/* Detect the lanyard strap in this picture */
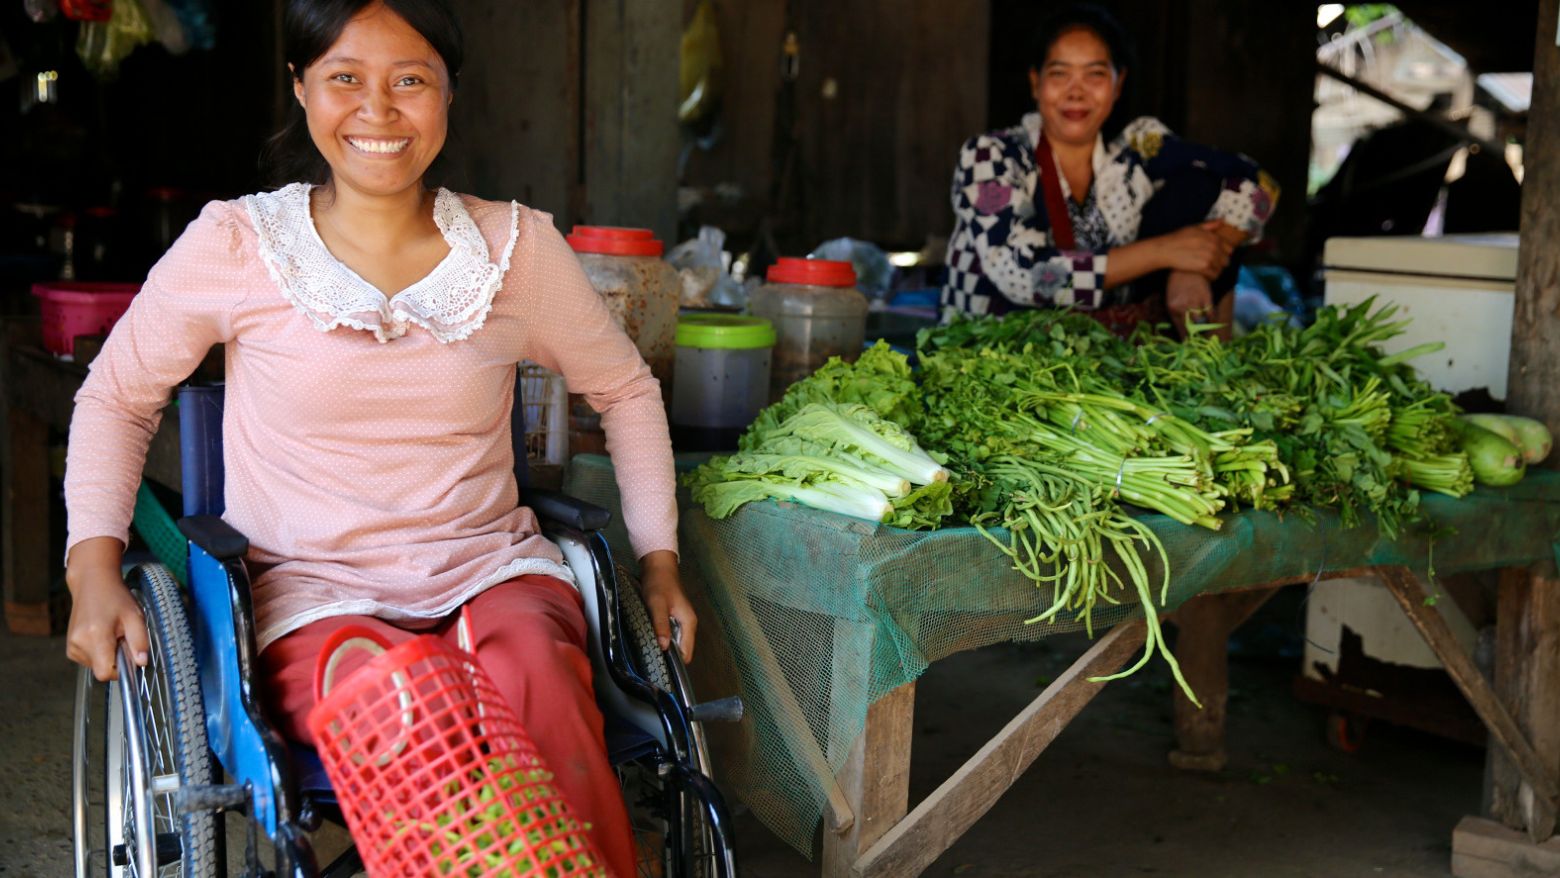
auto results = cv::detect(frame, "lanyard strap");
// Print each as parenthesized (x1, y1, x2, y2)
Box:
(1034, 136, 1076, 251)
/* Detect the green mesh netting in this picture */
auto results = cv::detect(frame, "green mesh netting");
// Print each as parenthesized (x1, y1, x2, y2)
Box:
(564, 455, 1560, 858)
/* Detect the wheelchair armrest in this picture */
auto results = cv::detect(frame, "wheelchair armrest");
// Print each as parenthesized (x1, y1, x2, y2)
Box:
(525, 489, 612, 532)
(177, 515, 250, 560)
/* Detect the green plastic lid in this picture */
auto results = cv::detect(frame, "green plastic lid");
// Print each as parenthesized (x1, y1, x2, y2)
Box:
(676, 313, 776, 350)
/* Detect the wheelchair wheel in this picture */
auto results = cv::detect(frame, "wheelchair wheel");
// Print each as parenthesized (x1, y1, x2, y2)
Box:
(618, 564, 673, 693)
(617, 578, 727, 878)
(73, 565, 219, 877)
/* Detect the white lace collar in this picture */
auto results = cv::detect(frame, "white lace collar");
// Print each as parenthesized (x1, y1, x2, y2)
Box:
(243, 183, 519, 343)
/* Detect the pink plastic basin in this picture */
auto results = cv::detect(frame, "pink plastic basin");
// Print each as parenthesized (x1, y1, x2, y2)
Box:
(31, 281, 141, 357)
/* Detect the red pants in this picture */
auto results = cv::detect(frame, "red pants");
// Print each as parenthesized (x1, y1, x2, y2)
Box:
(259, 575, 635, 877)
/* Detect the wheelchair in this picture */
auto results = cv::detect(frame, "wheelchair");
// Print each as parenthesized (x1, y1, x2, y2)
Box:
(71, 383, 740, 877)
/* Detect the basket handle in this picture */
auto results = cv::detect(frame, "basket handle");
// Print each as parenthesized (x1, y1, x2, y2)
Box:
(312, 626, 418, 768)
(314, 625, 395, 703)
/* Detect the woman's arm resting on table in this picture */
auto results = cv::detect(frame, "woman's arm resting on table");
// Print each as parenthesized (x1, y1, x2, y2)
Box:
(1103, 220, 1237, 287)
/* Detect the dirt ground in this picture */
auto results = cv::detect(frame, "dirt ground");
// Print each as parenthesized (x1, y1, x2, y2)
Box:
(2, 591, 1481, 877)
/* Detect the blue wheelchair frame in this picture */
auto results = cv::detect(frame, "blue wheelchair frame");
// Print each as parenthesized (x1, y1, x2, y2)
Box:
(171, 384, 735, 876)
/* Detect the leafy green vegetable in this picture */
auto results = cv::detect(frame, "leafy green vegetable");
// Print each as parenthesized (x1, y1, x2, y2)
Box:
(744, 341, 923, 443)
(687, 347, 954, 528)
(390, 754, 605, 876)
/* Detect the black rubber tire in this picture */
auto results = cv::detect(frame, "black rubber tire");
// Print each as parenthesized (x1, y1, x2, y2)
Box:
(618, 564, 674, 693)
(614, 567, 723, 878)
(127, 564, 220, 876)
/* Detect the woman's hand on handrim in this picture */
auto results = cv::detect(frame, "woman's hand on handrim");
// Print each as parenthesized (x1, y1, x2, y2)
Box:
(639, 550, 697, 663)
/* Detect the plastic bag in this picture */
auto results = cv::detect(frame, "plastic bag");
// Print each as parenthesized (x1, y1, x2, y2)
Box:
(679, 0, 722, 125)
(77, 0, 154, 78)
(809, 237, 894, 300)
(668, 226, 746, 309)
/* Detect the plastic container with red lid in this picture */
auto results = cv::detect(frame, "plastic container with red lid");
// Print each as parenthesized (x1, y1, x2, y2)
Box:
(565, 226, 681, 454)
(565, 225, 679, 385)
(31, 281, 141, 358)
(749, 258, 868, 401)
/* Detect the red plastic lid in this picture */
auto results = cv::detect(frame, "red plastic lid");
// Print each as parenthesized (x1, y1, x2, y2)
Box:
(766, 257, 857, 287)
(32, 281, 141, 301)
(566, 225, 664, 257)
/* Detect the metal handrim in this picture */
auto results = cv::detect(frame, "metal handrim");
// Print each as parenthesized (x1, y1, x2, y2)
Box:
(117, 649, 159, 877)
(664, 628, 723, 878)
(72, 667, 94, 878)
(77, 642, 188, 878)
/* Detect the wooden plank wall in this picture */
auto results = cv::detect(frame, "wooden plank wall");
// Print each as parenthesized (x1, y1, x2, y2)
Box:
(1180, 0, 1316, 274)
(583, 0, 683, 243)
(445, 1, 1312, 267)
(446, 0, 680, 241)
(790, 1, 991, 249)
(680, 0, 991, 253)
(445, 1, 582, 220)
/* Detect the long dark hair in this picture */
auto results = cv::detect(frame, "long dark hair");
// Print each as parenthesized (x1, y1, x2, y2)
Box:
(1030, 2, 1138, 139)
(262, 0, 465, 187)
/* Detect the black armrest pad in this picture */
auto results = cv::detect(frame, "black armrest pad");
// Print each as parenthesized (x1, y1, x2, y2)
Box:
(177, 515, 250, 561)
(525, 489, 612, 532)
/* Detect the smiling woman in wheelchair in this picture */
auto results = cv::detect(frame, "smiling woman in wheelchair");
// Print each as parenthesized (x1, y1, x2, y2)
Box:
(61, 1, 691, 873)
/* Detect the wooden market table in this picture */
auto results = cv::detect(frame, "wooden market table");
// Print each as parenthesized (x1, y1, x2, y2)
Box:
(564, 454, 1560, 878)
(0, 324, 184, 635)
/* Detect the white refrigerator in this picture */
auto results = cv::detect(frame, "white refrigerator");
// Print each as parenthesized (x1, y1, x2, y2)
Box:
(1322, 233, 1519, 399)
(1296, 233, 1518, 744)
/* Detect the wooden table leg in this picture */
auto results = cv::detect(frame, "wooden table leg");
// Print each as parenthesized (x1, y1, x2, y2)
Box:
(821, 681, 914, 878)
(3, 403, 54, 635)
(1168, 588, 1279, 772)
(850, 620, 1147, 878)
(1377, 566, 1560, 843)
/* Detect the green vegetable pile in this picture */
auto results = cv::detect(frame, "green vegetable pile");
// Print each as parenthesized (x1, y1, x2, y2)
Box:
(392, 754, 604, 877)
(685, 300, 1535, 702)
(686, 344, 955, 530)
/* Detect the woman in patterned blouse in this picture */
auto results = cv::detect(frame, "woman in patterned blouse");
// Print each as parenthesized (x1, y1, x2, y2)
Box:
(942, 2, 1278, 338)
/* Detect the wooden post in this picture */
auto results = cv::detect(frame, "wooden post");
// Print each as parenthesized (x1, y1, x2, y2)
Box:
(582, 0, 680, 243)
(1487, 0, 1560, 852)
(1168, 588, 1279, 771)
(1487, 568, 1560, 838)
(1509, 0, 1560, 428)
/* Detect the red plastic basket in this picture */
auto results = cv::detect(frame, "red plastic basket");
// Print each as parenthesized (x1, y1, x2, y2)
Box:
(306, 627, 609, 877)
(31, 281, 140, 357)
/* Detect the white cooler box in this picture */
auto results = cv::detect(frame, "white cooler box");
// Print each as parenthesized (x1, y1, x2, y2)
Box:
(1321, 233, 1519, 399)
(1301, 234, 1517, 740)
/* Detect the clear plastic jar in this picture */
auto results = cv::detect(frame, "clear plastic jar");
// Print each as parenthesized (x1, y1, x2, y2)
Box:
(565, 226, 680, 456)
(671, 314, 775, 451)
(748, 257, 868, 401)
(566, 226, 680, 391)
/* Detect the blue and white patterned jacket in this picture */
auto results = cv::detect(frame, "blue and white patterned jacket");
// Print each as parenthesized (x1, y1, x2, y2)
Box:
(942, 113, 1278, 318)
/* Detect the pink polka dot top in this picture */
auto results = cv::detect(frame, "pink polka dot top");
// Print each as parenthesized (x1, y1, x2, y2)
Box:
(65, 186, 677, 649)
